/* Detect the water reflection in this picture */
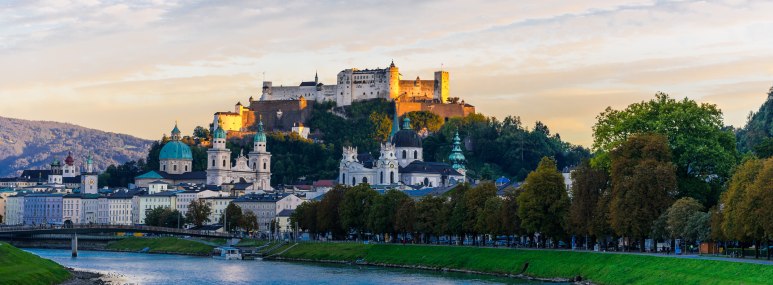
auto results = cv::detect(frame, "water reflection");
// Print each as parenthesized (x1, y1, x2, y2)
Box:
(26, 248, 558, 285)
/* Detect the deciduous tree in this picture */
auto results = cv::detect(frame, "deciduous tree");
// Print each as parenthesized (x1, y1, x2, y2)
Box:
(517, 157, 570, 247)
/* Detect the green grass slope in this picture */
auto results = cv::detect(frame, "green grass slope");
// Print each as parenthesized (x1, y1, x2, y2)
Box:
(106, 237, 214, 256)
(278, 243, 773, 285)
(0, 242, 71, 285)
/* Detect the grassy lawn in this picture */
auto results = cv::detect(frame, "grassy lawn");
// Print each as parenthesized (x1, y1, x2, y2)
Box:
(278, 243, 773, 285)
(0, 242, 71, 285)
(236, 238, 269, 247)
(106, 237, 214, 256)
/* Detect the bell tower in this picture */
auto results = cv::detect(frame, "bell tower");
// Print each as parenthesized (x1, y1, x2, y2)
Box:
(248, 119, 272, 190)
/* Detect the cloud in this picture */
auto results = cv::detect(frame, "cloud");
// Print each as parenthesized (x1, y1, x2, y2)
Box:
(1, 0, 773, 147)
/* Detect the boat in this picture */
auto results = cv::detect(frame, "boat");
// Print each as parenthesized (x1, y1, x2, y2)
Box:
(212, 246, 242, 260)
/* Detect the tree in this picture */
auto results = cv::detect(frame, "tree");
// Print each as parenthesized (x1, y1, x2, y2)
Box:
(292, 201, 320, 239)
(394, 198, 417, 242)
(466, 182, 497, 245)
(446, 183, 471, 244)
(753, 138, 773, 159)
(241, 211, 259, 234)
(517, 157, 570, 247)
(144, 207, 166, 226)
(367, 189, 410, 242)
(405, 111, 443, 133)
(223, 203, 244, 232)
(318, 185, 346, 239)
(592, 92, 737, 206)
(720, 158, 762, 243)
(416, 195, 447, 244)
(186, 199, 212, 227)
(479, 196, 504, 244)
(340, 184, 378, 240)
(609, 133, 677, 251)
(369, 112, 393, 143)
(742, 157, 773, 258)
(665, 197, 705, 243)
(569, 159, 609, 245)
(500, 187, 522, 245)
(193, 126, 211, 140)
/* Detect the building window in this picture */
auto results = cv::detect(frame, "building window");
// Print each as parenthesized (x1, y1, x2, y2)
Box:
(424, 177, 429, 186)
(414, 150, 418, 159)
(263, 162, 267, 170)
(223, 159, 226, 167)
(402, 150, 407, 159)
(342, 173, 346, 184)
(173, 165, 177, 172)
(212, 159, 215, 167)
(185, 165, 188, 172)
(390, 172, 394, 184)
(362, 177, 367, 184)
(162, 165, 166, 171)
(380, 172, 384, 184)
(352, 177, 356, 186)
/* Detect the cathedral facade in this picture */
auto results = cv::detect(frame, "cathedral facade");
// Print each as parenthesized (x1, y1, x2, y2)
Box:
(339, 116, 466, 189)
(206, 121, 272, 190)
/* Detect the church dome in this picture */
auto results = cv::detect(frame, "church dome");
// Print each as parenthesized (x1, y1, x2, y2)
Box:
(213, 126, 226, 139)
(65, 152, 75, 166)
(254, 121, 266, 143)
(159, 141, 193, 160)
(392, 117, 422, 148)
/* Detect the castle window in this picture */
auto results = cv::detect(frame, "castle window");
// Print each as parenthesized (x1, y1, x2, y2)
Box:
(414, 150, 418, 159)
(402, 150, 407, 159)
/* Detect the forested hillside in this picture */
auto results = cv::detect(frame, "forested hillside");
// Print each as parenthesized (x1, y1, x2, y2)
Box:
(0, 116, 151, 177)
(736, 85, 773, 157)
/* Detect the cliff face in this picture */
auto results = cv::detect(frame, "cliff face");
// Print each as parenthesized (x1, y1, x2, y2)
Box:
(0, 116, 151, 177)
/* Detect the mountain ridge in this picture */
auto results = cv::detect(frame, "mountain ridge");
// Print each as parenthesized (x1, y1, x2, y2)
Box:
(0, 116, 152, 178)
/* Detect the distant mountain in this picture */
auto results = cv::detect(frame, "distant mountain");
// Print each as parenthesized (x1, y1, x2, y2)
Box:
(0, 116, 152, 177)
(736, 85, 773, 153)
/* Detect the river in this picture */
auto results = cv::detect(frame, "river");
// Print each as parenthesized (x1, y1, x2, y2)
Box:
(25, 248, 555, 284)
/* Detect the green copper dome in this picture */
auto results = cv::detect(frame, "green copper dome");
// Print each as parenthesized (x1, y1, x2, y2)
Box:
(213, 125, 226, 139)
(159, 141, 193, 160)
(254, 121, 266, 143)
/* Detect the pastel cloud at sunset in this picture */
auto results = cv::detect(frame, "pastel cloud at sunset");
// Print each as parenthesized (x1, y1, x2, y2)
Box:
(1, 0, 772, 146)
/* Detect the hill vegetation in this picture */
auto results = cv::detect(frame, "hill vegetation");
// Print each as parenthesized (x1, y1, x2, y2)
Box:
(0, 116, 151, 178)
(736, 85, 773, 157)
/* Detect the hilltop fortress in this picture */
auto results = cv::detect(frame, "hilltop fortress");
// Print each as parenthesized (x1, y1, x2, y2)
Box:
(214, 61, 474, 135)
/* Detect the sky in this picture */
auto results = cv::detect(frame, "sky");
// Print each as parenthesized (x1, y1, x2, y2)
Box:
(1, 0, 773, 147)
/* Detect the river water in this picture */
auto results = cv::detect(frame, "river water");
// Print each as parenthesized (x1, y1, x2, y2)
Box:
(25, 248, 555, 284)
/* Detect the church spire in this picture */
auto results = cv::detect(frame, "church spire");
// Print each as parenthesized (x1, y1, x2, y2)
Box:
(389, 102, 400, 141)
(314, 70, 319, 84)
(449, 131, 466, 171)
(171, 121, 181, 140)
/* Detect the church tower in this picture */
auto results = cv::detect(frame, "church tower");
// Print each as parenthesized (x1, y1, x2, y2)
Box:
(48, 159, 63, 185)
(206, 124, 231, 186)
(376, 142, 399, 185)
(248, 120, 272, 190)
(80, 154, 98, 194)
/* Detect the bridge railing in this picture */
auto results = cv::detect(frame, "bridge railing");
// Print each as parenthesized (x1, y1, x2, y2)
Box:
(0, 224, 231, 237)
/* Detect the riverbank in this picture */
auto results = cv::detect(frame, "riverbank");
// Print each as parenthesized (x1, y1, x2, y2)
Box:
(0, 241, 71, 285)
(105, 237, 215, 256)
(267, 242, 773, 285)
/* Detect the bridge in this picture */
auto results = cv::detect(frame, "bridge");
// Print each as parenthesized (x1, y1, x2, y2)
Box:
(0, 224, 233, 257)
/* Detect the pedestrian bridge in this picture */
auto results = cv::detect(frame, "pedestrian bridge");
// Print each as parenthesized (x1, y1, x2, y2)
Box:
(0, 224, 232, 257)
(0, 224, 231, 238)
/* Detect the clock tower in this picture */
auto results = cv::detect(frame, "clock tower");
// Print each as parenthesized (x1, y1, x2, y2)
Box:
(80, 154, 98, 194)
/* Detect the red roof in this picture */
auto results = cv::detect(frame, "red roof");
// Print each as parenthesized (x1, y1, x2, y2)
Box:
(313, 180, 336, 187)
